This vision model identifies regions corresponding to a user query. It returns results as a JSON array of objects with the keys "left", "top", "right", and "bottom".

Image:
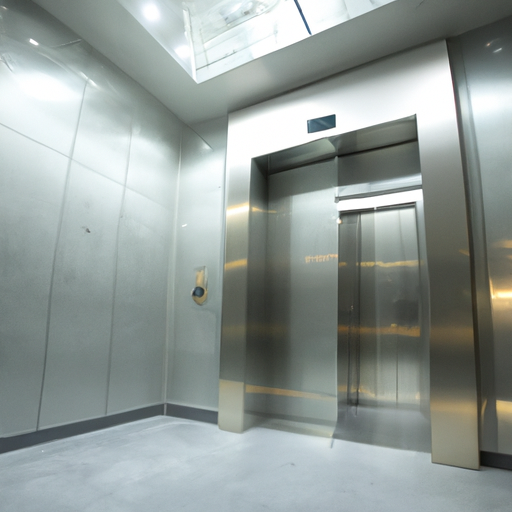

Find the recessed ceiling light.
[
  {"left": 143, "top": 3, "right": 160, "bottom": 22},
  {"left": 175, "top": 45, "right": 191, "bottom": 59},
  {"left": 29, "top": 38, "right": 39, "bottom": 46}
]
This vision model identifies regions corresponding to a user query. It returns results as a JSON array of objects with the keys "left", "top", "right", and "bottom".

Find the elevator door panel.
[
  {"left": 337, "top": 204, "right": 430, "bottom": 451},
  {"left": 263, "top": 160, "right": 338, "bottom": 431},
  {"left": 359, "top": 207, "right": 421, "bottom": 406}
]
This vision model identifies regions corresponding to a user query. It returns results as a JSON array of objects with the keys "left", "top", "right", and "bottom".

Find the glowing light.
[
  {"left": 337, "top": 189, "right": 422, "bottom": 212},
  {"left": 143, "top": 3, "right": 160, "bottom": 22},
  {"left": 174, "top": 45, "right": 190, "bottom": 60},
  {"left": 28, "top": 38, "right": 39, "bottom": 46}
]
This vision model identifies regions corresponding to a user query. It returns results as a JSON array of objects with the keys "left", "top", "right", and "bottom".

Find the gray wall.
[
  {"left": 450, "top": 16, "right": 512, "bottom": 456},
  {"left": 0, "top": 0, "right": 182, "bottom": 435},
  {"left": 166, "top": 118, "right": 227, "bottom": 412}
]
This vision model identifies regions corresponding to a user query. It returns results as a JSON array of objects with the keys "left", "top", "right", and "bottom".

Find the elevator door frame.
[{"left": 220, "top": 42, "right": 479, "bottom": 469}]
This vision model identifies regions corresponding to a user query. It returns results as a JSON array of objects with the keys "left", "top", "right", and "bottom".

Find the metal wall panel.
[
  {"left": 126, "top": 90, "right": 181, "bottom": 209},
  {"left": 219, "top": 152, "right": 252, "bottom": 432},
  {"left": 72, "top": 53, "right": 135, "bottom": 184},
  {"left": 243, "top": 159, "right": 270, "bottom": 429},
  {"left": 221, "top": 41, "right": 479, "bottom": 468},
  {"left": 167, "top": 122, "right": 226, "bottom": 411},
  {"left": 0, "top": 0, "right": 184, "bottom": 436},
  {"left": 39, "top": 163, "right": 124, "bottom": 428},
  {"left": 358, "top": 207, "right": 423, "bottom": 407},
  {"left": 0, "top": 125, "right": 68, "bottom": 436},
  {"left": 0, "top": 0, "right": 88, "bottom": 155},
  {"left": 107, "top": 189, "right": 172, "bottom": 414},
  {"left": 450, "top": 16, "right": 512, "bottom": 455}
]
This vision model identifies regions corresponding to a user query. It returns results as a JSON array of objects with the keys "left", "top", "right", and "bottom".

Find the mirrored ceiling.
[{"left": 117, "top": 0, "right": 397, "bottom": 83}]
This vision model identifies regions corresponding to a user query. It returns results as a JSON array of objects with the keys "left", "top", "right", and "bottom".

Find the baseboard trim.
[
  {"left": 165, "top": 403, "right": 218, "bottom": 425},
  {"left": 0, "top": 404, "right": 164, "bottom": 454},
  {"left": 481, "top": 451, "right": 512, "bottom": 471}
]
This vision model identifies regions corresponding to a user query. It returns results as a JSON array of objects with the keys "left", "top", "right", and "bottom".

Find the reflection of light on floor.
[{"left": 334, "top": 403, "right": 431, "bottom": 452}]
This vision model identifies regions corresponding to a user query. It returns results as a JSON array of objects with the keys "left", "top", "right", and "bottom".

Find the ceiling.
[{"left": 33, "top": 0, "right": 512, "bottom": 126}]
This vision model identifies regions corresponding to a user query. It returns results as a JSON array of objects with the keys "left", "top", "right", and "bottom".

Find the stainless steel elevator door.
[
  {"left": 254, "top": 159, "right": 338, "bottom": 435},
  {"left": 336, "top": 204, "right": 431, "bottom": 452}
]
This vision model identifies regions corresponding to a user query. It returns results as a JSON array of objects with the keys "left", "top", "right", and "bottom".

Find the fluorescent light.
[{"left": 29, "top": 38, "right": 39, "bottom": 46}]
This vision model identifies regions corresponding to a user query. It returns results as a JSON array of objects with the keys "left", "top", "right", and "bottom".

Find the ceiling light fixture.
[{"left": 143, "top": 3, "right": 160, "bottom": 21}]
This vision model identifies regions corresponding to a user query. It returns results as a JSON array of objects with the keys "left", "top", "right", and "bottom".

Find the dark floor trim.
[
  {"left": 0, "top": 404, "right": 164, "bottom": 454},
  {"left": 165, "top": 403, "right": 218, "bottom": 425},
  {"left": 481, "top": 451, "right": 512, "bottom": 471}
]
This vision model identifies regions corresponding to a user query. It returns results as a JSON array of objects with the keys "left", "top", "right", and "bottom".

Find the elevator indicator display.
[{"left": 307, "top": 114, "right": 336, "bottom": 133}]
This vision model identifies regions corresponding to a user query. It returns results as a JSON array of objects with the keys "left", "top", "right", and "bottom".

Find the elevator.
[
  {"left": 220, "top": 41, "right": 480, "bottom": 469},
  {"left": 255, "top": 125, "right": 431, "bottom": 451},
  {"left": 336, "top": 200, "right": 430, "bottom": 452}
]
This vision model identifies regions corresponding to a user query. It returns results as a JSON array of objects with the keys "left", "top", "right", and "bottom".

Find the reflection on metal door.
[{"left": 336, "top": 204, "right": 431, "bottom": 452}]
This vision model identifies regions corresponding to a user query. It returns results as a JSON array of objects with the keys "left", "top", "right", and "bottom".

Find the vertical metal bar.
[{"left": 354, "top": 213, "right": 362, "bottom": 407}]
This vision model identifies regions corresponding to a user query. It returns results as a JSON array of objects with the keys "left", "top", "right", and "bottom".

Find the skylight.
[{"left": 117, "top": 0, "right": 397, "bottom": 83}]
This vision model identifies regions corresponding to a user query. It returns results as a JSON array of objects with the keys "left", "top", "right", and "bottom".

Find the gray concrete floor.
[{"left": 0, "top": 416, "right": 511, "bottom": 511}]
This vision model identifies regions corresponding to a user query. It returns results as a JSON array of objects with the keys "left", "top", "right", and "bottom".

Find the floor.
[
  {"left": 335, "top": 404, "right": 431, "bottom": 453},
  {"left": 0, "top": 416, "right": 511, "bottom": 512}
]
